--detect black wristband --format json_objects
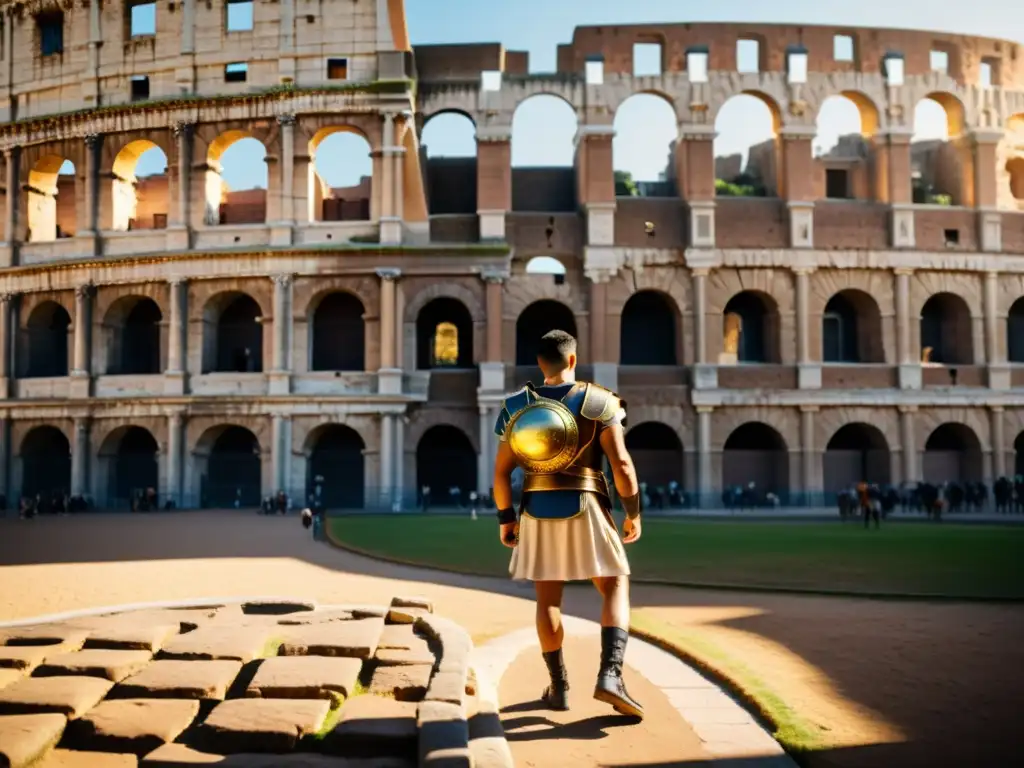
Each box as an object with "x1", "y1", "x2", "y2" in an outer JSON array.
[
  {"x1": 496, "y1": 507, "x2": 517, "y2": 525},
  {"x1": 621, "y1": 492, "x2": 641, "y2": 520}
]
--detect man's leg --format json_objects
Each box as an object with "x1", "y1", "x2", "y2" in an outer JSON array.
[
  {"x1": 592, "y1": 576, "x2": 643, "y2": 719},
  {"x1": 534, "y1": 581, "x2": 569, "y2": 710}
]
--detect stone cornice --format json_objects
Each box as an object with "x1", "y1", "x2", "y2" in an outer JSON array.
[
  {"x1": 691, "y1": 382, "x2": 1024, "y2": 409},
  {"x1": 684, "y1": 247, "x2": 1024, "y2": 274}
]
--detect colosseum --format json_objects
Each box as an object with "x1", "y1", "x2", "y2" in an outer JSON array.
[{"x1": 0, "y1": 1, "x2": 1022, "y2": 511}]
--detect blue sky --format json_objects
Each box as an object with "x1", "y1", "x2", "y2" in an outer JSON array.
[{"x1": 124, "y1": 0, "x2": 1021, "y2": 190}]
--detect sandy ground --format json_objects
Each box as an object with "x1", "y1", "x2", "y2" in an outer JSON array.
[{"x1": 2, "y1": 512, "x2": 1023, "y2": 768}]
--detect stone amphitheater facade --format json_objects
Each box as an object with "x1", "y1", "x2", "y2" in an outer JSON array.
[{"x1": 1, "y1": 1, "x2": 1023, "y2": 509}]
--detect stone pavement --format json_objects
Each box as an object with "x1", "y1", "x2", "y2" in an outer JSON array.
[{"x1": 0, "y1": 597, "x2": 511, "y2": 768}]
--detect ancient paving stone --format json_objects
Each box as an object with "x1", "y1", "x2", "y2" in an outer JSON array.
[
  {"x1": 0, "y1": 713, "x2": 67, "y2": 768},
  {"x1": 423, "y1": 670, "x2": 468, "y2": 707},
  {"x1": 0, "y1": 669, "x2": 25, "y2": 690},
  {"x1": 102, "y1": 610, "x2": 219, "y2": 635},
  {"x1": 319, "y1": 695, "x2": 418, "y2": 758},
  {"x1": 377, "y1": 625, "x2": 431, "y2": 652},
  {"x1": 414, "y1": 617, "x2": 472, "y2": 676},
  {"x1": 0, "y1": 676, "x2": 113, "y2": 718},
  {"x1": 243, "y1": 656, "x2": 362, "y2": 700},
  {"x1": 368, "y1": 663, "x2": 432, "y2": 701},
  {"x1": 35, "y1": 649, "x2": 153, "y2": 682},
  {"x1": 34, "y1": 748, "x2": 138, "y2": 767},
  {"x1": 83, "y1": 624, "x2": 179, "y2": 653},
  {"x1": 374, "y1": 647, "x2": 436, "y2": 667},
  {"x1": 114, "y1": 660, "x2": 242, "y2": 700},
  {"x1": 385, "y1": 607, "x2": 429, "y2": 625},
  {"x1": 142, "y1": 743, "x2": 414, "y2": 766},
  {"x1": 158, "y1": 626, "x2": 274, "y2": 663},
  {"x1": 418, "y1": 700, "x2": 470, "y2": 768},
  {"x1": 1, "y1": 626, "x2": 88, "y2": 650},
  {"x1": 276, "y1": 609, "x2": 354, "y2": 627},
  {"x1": 242, "y1": 600, "x2": 317, "y2": 616},
  {"x1": 278, "y1": 618, "x2": 384, "y2": 659},
  {"x1": 197, "y1": 698, "x2": 330, "y2": 753},
  {"x1": 0, "y1": 645, "x2": 53, "y2": 672},
  {"x1": 62, "y1": 699, "x2": 200, "y2": 756},
  {"x1": 345, "y1": 606, "x2": 387, "y2": 620},
  {"x1": 390, "y1": 597, "x2": 434, "y2": 613}
]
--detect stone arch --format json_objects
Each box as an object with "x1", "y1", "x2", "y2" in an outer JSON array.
[
  {"x1": 923, "y1": 423, "x2": 983, "y2": 483},
  {"x1": 1013, "y1": 430, "x2": 1024, "y2": 477},
  {"x1": 19, "y1": 425, "x2": 71, "y2": 500},
  {"x1": 201, "y1": 291, "x2": 264, "y2": 373},
  {"x1": 722, "y1": 290, "x2": 780, "y2": 364},
  {"x1": 910, "y1": 92, "x2": 967, "y2": 205},
  {"x1": 823, "y1": 423, "x2": 891, "y2": 494},
  {"x1": 511, "y1": 94, "x2": 578, "y2": 168},
  {"x1": 515, "y1": 300, "x2": 578, "y2": 366},
  {"x1": 626, "y1": 422, "x2": 684, "y2": 489},
  {"x1": 821, "y1": 289, "x2": 883, "y2": 363},
  {"x1": 920, "y1": 292, "x2": 973, "y2": 365},
  {"x1": 101, "y1": 295, "x2": 164, "y2": 375},
  {"x1": 110, "y1": 139, "x2": 169, "y2": 231},
  {"x1": 417, "y1": 298, "x2": 474, "y2": 369},
  {"x1": 1007, "y1": 157, "x2": 1024, "y2": 201},
  {"x1": 713, "y1": 91, "x2": 783, "y2": 198},
  {"x1": 97, "y1": 425, "x2": 160, "y2": 508},
  {"x1": 403, "y1": 281, "x2": 484, "y2": 325},
  {"x1": 305, "y1": 424, "x2": 365, "y2": 509},
  {"x1": 416, "y1": 425, "x2": 477, "y2": 507},
  {"x1": 1008, "y1": 297, "x2": 1024, "y2": 363},
  {"x1": 722, "y1": 422, "x2": 790, "y2": 497},
  {"x1": 309, "y1": 291, "x2": 365, "y2": 372},
  {"x1": 27, "y1": 154, "x2": 76, "y2": 242},
  {"x1": 204, "y1": 130, "x2": 267, "y2": 225},
  {"x1": 620, "y1": 290, "x2": 679, "y2": 365},
  {"x1": 194, "y1": 424, "x2": 262, "y2": 508},
  {"x1": 308, "y1": 126, "x2": 373, "y2": 222},
  {"x1": 612, "y1": 93, "x2": 678, "y2": 197},
  {"x1": 421, "y1": 110, "x2": 477, "y2": 215},
  {"x1": 20, "y1": 300, "x2": 71, "y2": 378},
  {"x1": 815, "y1": 407, "x2": 900, "y2": 456}
]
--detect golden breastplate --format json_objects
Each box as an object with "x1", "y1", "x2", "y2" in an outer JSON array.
[{"x1": 506, "y1": 398, "x2": 580, "y2": 474}]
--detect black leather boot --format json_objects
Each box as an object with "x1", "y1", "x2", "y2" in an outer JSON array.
[
  {"x1": 541, "y1": 649, "x2": 570, "y2": 711},
  {"x1": 593, "y1": 627, "x2": 644, "y2": 719}
]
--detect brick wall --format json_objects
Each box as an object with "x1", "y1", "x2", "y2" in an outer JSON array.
[
  {"x1": 813, "y1": 201, "x2": 890, "y2": 250},
  {"x1": 914, "y1": 208, "x2": 979, "y2": 252},
  {"x1": 429, "y1": 215, "x2": 480, "y2": 243},
  {"x1": 715, "y1": 198, "x2": 788, "y2": 249},
  {"x1": 425, "y1": 157, "x2": 477, "y2": 214},
  {"x1": 511, "y1": 168, "x2": 577, "y2": 212},
  {"x1": 718, "y1": 365, "x2": 798, "y2": 389},
  {"x1": 614, "y1": 198, "x2": 686, "y2": 248},
  {"x1": 413, "y1": 44, "x2": 505, "y2": 81},
  {"x1": 821, "y1": 366, "x2": 897, "y2": 389},
  {"x1": 1004, "y1": 212, "x2": 1024, "y2": 254},
  {"x1": 506, "y1": 212, "x2": 584, "y2": 253}
]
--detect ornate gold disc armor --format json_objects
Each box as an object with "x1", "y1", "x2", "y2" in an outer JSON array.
[{"x1": 506, "y1": 398, "x2": 580, "y2": 474}]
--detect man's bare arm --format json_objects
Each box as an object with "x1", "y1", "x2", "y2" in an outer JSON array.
[
  {"x1": 600, "y1": 424, "x2": 642, "y2": 521},
  {"x1": 493, "y1": 441, "x2": 517, "y2": 513}
]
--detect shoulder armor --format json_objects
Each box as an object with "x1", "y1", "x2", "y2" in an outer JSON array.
[
  {"x1": 580, "y1": 383, "x2": 621, "y2": 423},
  {"x1": 502, "y1": 386, "x2": 536, "y2": 419}
]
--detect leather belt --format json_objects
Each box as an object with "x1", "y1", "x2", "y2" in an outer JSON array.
[{"x1": 523, "y1": 466, "x2": 610, "y2": 497}]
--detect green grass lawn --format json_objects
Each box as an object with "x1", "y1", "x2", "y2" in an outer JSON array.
[{"x1": 327, "y1": 516, "x2": 1024, "y2": 599}]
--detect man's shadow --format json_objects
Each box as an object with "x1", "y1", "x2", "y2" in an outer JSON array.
[{"x1": 500, "y1": 699, "x2": 640, "y2": 741}]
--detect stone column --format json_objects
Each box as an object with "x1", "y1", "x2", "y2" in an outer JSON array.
[
  {"x1": 272, "y1": 115, "x2": 296, "y2": 246},
  {"x1": 691, "y1": 268, "x2": 717, "y2": 390},
  {"x1": 379, "y1": 414, "x2": 394, "y2": 507},
  {"x1": 696, "y1": 407, "x2": 712, "y2": 507},
  {"x1": 478, "y1": 405, "x2": 492, "y2": 497},
  {"x1": 900, "y1": 406, "x2": 917, "y2": 483},
  {"x1": 480, "y1": 270, "x2": 506, "y2": 392},
  {"x1": 577, "y1": 125, "x2": 616, "y2": 246},
  {"x1": 378, "y1": 113, "x2": 402, "y2": 244},
  {"x1": 795, "y1": 268, "x2": 819, "y2": 389},
  {"x1": 678, "y1": 125, "x2": 717, "y2": 248},
  {"x1": 393, "y1": 414, "x2": 405, "y2": 510},
  {"x1": 81, "y1": 134, "x2": 101, "y2": 240},
  {"x1": 164, "y1": 278, "x2": 187, "y2": 394},
  {"x1": 972, "y1": 129, "x2": 1004, "y2": 252},
  {"x1": 377, "y1": 268, "x2": 401, "y2": 395},
  {"x1": 71, "y1": 417, "x2": 89, "y2": 497},
  {"x1": 476, "y1": 128, "x2": 512, "y2": 240},
  {"x1": 780, "y1": 127, "x2": 816, "y2": 249},
  {"x1": 71, "y1": 285, "x2": 92, "y2": 398},
  {"x1": 800, "y1": 407, "x2": 818, "y2": 501},
  {"x1": 877, "y1": 129, "x2": 916, "y2": 248},
  {"x1": 84, "y1": 0, "x2": 101, "y2": 103},
  {"x1": 278, "y1": 0, "x2": 296, "y2": 81},
  {"x1": 166, "y1": 412, "x2": 184, "y2": 506},
  {"x1": 589, "y1": 275, "x2": 616, "y2": 390},
  {"x1": 270, "y1": 274, "x2": 293, "y2": 394},
  {"x1": 991, "y1": 406, "x2": 1006, "y2": 480},
  {"x1": 168, "y1": 122, "x2": 193, "y2": 250},
  {"x1": 271, "y1": 413, "x2": 290, "y2": 494},
  {"x1": 984, "y1": 271, "x2": 1008, "y2": 389},
  {"x1": 895, "y1": 269, "x2": 919, "y2": 389},
  {"x1": 180, "y1": 0, "x2": 196, "y2": 53},
  {"x1": 0, "y1": 416, "x2": 8, "y2": 507},
  {"x1": 2, "y1": 146, "x2": 20, "y2": 266},
  {"x1": 0, "y1": 292, "x2": 12, "y2": 399}
]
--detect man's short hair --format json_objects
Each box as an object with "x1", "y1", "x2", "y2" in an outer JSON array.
[{"x1": 536, "y1": 330, "x2": 577, "y2": 368}]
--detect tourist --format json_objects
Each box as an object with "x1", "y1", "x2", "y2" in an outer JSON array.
[{"x1": 492, "y1": 329, "x2": 644, "y2": 720}]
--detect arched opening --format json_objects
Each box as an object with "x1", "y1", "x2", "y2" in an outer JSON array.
[
  {"x1": 822, "y1": 290, "x2": 883, "y2": 363},
  {"x1": 307, "y1": 425, "x2": 364, "y2": 509},
  {"x1": 714, "y1": 93, "x2": 780, "y2": 197},
  {"x1": 27, "y1": 157, "x2": 76, "y2": 242},
  {"x1": 722, "y1": 291, "x2": 779, "y2": 363},
  {"x1": 613, "y1": 93, "x2": 678, "y2": 197},
  {"x1": 111, "y1": 140, "x2": 169, "y2": 231},
  {"x1": 310, "y1": 292, "x2": 365, "y2": 372},
  {"x1": 515, "y1": 300, "x2": 577, "y2": 366},
  {"x1": 1006, "y1": 157, "x2": 1024, "y2": 201},
  {"x1": 722, "y1": 422, "x2": 789, "y2": 498},
  {"x1": 101, "y1": 426, "x2": 159, "y2": 508},
  {"x1": 814, "y1": 93, "x2": 879, "y2": 200},
  {"x1": 920, "y1": 293, "x2": 973, "y2": 365},
  {"x1": 511, "y1": 95, "x2": 578, "y2": 212},
  {"x1": 1008, "y1": 297, "x2": 1024, "y2": 363},
  {"x1": 310, "y1": 127, "x2": 373, "y2": 222},
  {"x1": 626, "y1": 422, "x2": 683, "y2": 488},
  {"x1": 421, "y1": 112, "x2": 477, "y2": 215},
  {"x1": 416, "y1": 298, "x2": 473, "y2": 369},
  {"x1": 104, "y1": 296, "x2": 163, "y2": 375},
  {"x1": 22, "y1": 301, "x2": 71, "y2": 378},
  {"x1": 416, "y1": 425, "x2": 477, "y2": 506},
  {"x1": 20, "y1": 426, "x2": 71, "y2": 500},
  {"x1": 1014, "y1": 431, "x2": 1024, "y2": 477},
  {"x1": 910, "y1": 94, "x2": 965, "y2": 206},
  {"x1": 206, "y1": 132, "x2": 267, "y2": 225},
  {"x1": 923, "y1": 423, "x2": 983, "y2": 483},
  {"x1": 823, "y1": 423, "x2": 891, "y2": 494},
  {"x1": 201, "y1": 426, "x2": 262, "y2": 508},
  {"x1": 204, "y1": 293, "x2": 263, "y2": 373},
  {"x1": 620, "y1": 291, "x2": 677, "y2": 365}
]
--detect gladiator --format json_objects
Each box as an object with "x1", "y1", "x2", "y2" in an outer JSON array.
[{"x1": 491, "y1": 329, "x2": 644, "y2": 718}]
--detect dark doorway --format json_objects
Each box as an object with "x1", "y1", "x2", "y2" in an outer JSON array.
[
  {"x1": 515, "y1": 300, "x2": 577, "y2": 366},
  {"x1": 214, "y1": 294, "x2": 263, "y2": 373},
  {"x1": 118, "y1": 299, "x2": 162, "y2": 374},
  {"x1": 416, "y1": 425, "x2": 477, "y2": 505},
  {"x1": 620, "y1": 292, "x2": 677, "y2": 365},
  {"x1": 923, "y1": 423, "x2": 983, "y2": 483},
  {"x1": 311, "y1": 292, "x2": 365, "y2": 371},
  {"x1": 21, "y1": 426, "x2": 71, "y2": 498},
  {"x1": 417, "y1": 298, "x2": 474, "y2": 369},
  {"x1": 723, "y1": 292, "x2": 777, "y2": 363},
  {"x1": 920, "y1": 293, "x2": 972, "y2": 364},
  {"x1": 1008, "y1": 298, "x2": 1024, "y2": 363},
  {"x1": 822, "y1": 293, "x2": 859, "y2": 363},
  {"x1": 110, "y1": 426, "x2": 159, "y2": 507},
  {"x1": 308, "y1": 425, "x2": 365, "y2": 509},
  {"x1": 24, "y1": 301, "x2": 71, "y2": 378},
  {"x1": 625, "y1": 423, "x2": 683, "y2": 487},
  {"x1": 204, "y1": 426, "x2": 261, "y2": 508},
  {"x1": 823, "y1": 423, "x2": 891, "y2": 494},
  {"x1": 722, "y1": 422, "x2": 789, "y2": 497},
  {"x1": 825, "y1": 168, "x2": 849, "y2": 199}
]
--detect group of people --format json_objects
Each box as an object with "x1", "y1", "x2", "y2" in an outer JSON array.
[
  {"x1": 835, "y1": 478, "x2": 1024, "y2": 523},
  {"x1": 17, "y1": 492, "x2": 91, "y2": 518}
]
